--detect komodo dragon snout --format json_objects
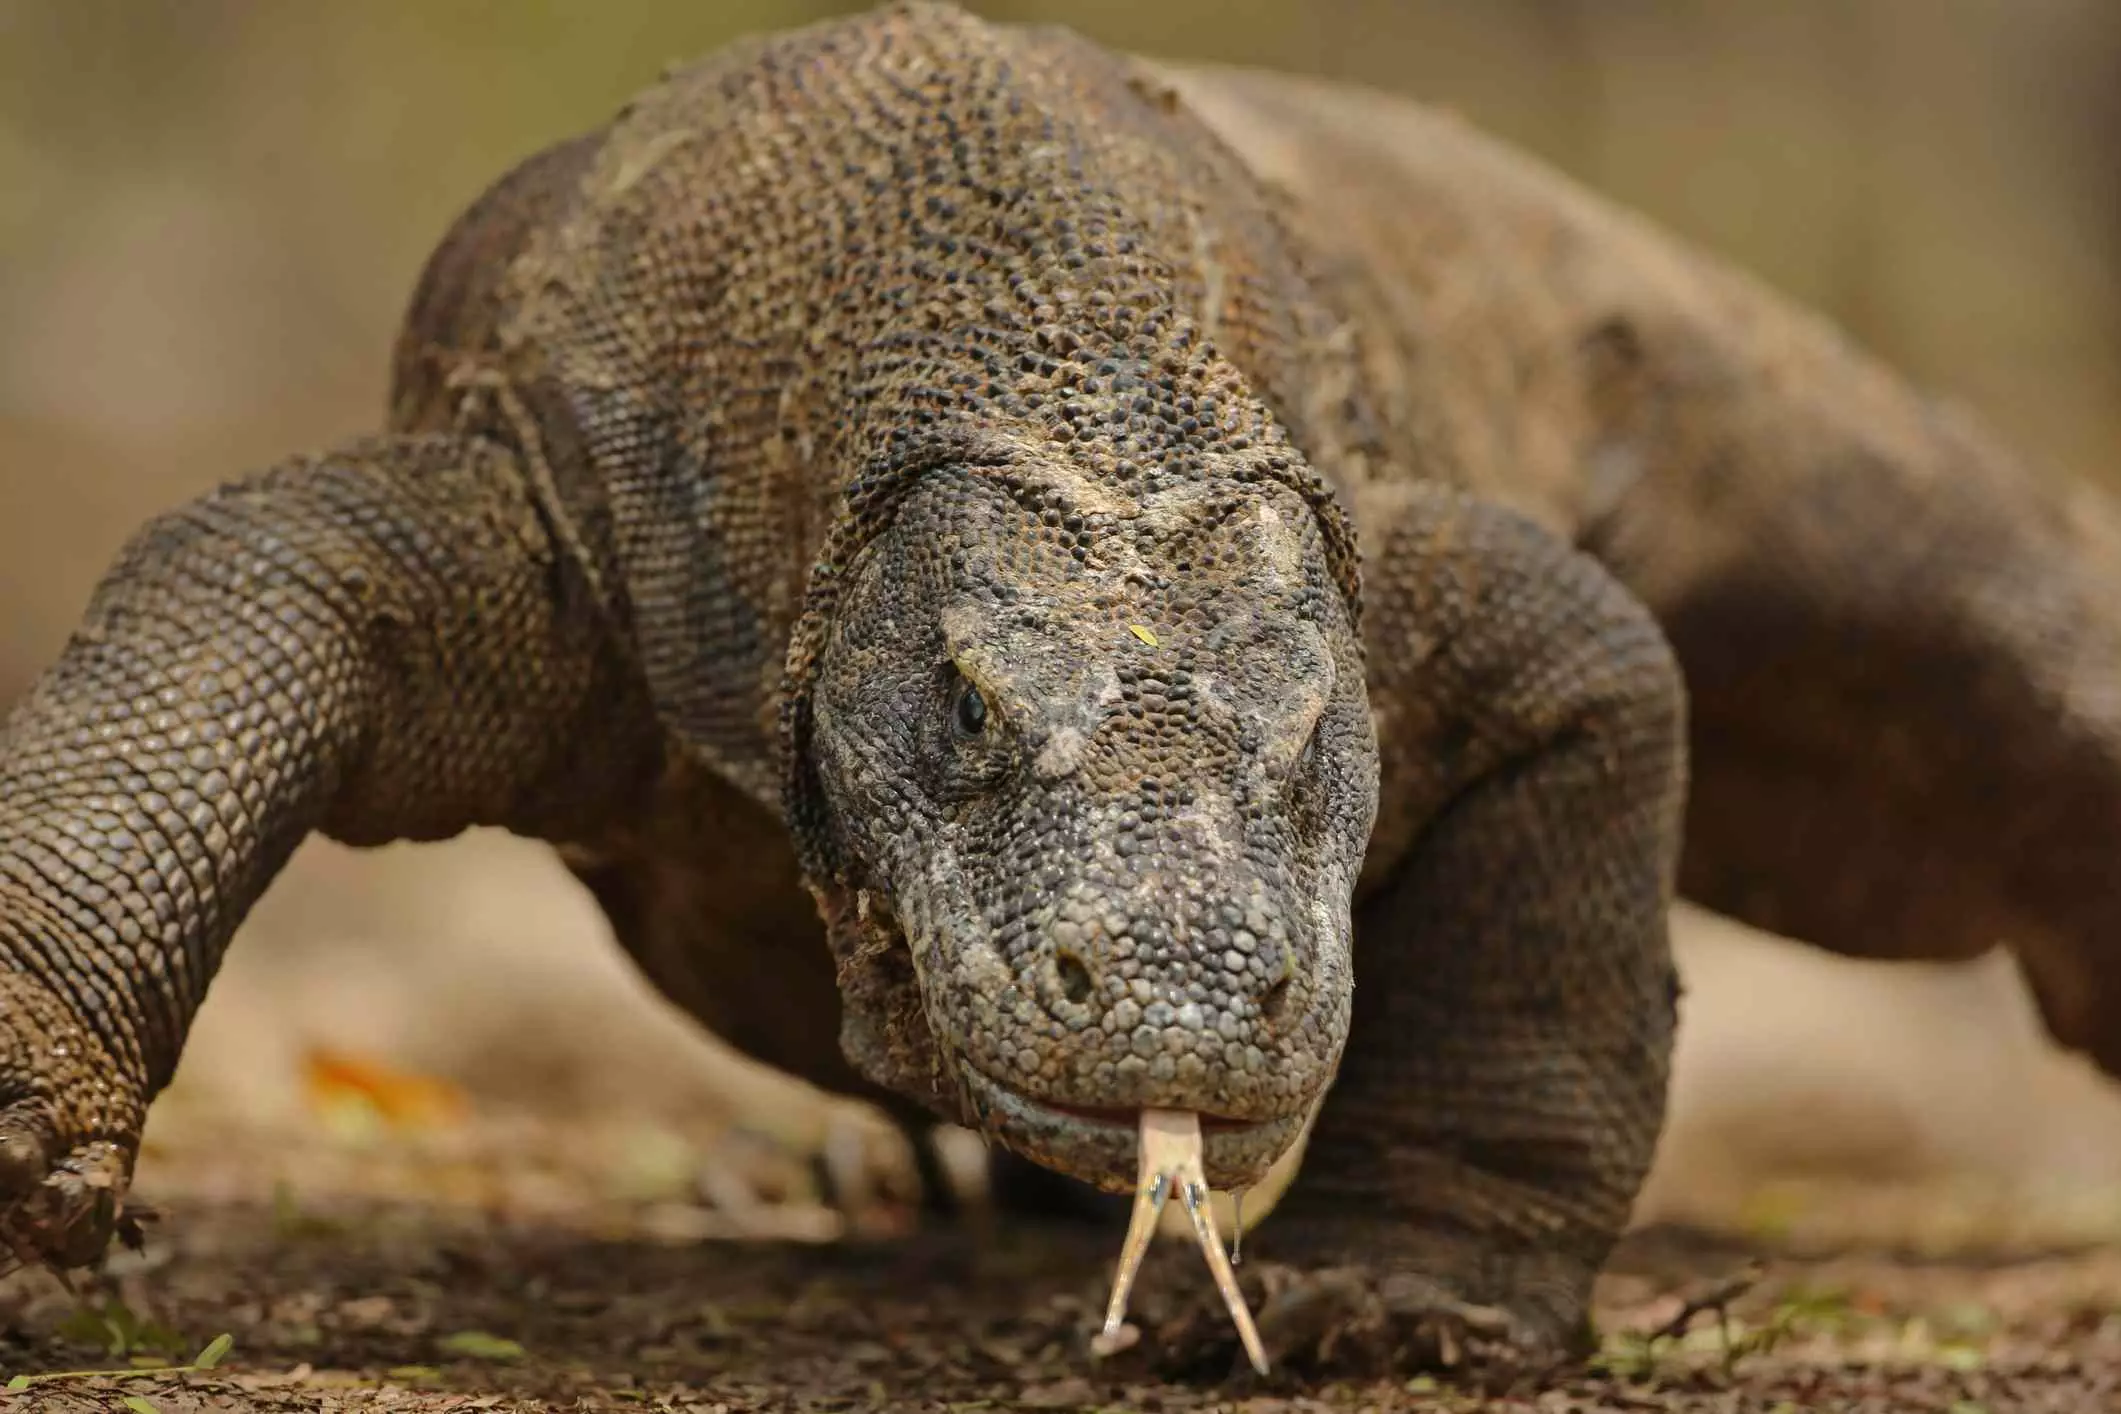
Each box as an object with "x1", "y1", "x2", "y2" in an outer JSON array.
[{"x1": 801, "y1": 455, "x2": 1379, "y2": 1193}]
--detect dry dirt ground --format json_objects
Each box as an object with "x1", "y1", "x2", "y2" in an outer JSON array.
[
  {"x1": 10, "y1": 834, "x2": 2121, "y2": 1411},
  {"x1": 5, "y1": 1109, "x2": 2121, "y2": 1414},
  {"x1": 8, "y1": 842, "x2": 2121, "y2": 1413}
]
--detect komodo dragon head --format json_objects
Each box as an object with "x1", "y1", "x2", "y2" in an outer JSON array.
[{"x1": 786, "y1": 437, "x2": 1380, "y2": 1194}]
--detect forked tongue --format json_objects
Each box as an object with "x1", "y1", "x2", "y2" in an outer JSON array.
[{"x1": 1089, "y1": 1108, "x2": 1268, "y2": 1375}]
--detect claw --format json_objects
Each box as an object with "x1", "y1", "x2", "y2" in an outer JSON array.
[
  {"x1": 0, "y1": 1128, "x2": 45, "y2": 1198},
  {"x1": 1091, "y1": 1109, "x2": 1269, "y2": 1376}
]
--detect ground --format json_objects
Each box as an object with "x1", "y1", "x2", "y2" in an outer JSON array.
[
  {"x1": 8, "y1": 842, "x2": 2121, "y2": 1413},
  {"x1": 5, "y1": 1106, "x2": 2120, "y2": 1414}
]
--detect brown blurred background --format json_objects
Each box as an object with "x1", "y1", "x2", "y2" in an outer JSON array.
[{"x1": 3, "y1": 0, "x2": 2121, "y2": 1234}]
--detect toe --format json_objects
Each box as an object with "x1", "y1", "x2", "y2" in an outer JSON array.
[
  {"x1": 47, "y1": 1180, "x2": 117, "y2": 1267},
  {"x1": 1150, "y1": 1259, "x2": 1575, "y2": 1382},
  {"x1": 1253, "y1": 1265, "x2": 1381, "y2": 1364},
  {"x1": 1378, "y1": 1271, "x2": 1518, "y2": 1338},
  {"x1": 0, "y1": 1121, "x2": 46, "y2": 1202},
  {"x1": 815, "y1": 1110, "x2": 922, "y2": 1235}
]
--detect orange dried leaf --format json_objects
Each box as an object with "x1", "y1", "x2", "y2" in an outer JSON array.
[{"x1": 302, "y1": 1048, "x2": 469, "y2": 1131}]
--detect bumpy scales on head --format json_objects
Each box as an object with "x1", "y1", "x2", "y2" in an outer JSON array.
[{"x1": 801, "y1": 449, "x2": 1375, "y2": 1193}]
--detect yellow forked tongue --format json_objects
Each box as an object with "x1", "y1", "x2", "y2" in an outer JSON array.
[{"x1": 1090, "y1": 1109, "x2": 1268, "y2": 1375}]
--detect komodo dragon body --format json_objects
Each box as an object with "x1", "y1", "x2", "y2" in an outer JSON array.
[{"x1": 5, "y1": 0, "x2": 2120, "y2": 1377}]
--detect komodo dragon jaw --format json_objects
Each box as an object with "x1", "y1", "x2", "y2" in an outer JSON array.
[{"x1": 795, "y1": 456, "x2": 1379, "y2": 1195}]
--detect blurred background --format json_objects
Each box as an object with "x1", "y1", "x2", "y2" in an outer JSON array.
[{"x1": 3, "y1": 0, "x2": 2121, "y2": 1239}]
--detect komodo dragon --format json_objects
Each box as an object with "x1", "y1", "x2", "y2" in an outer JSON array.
[{"x1": 5, "y1": 0, "x2": 2120, "y2": 1379}]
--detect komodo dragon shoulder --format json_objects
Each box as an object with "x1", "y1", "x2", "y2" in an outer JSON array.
[{"x1": 5, "y1": 0, "x2": 2119, "y2": 1381}]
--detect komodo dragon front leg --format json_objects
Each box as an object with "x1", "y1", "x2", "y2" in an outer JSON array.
[{"x1": 0, "y1": 437, "x2": 661, "y2": 1267}]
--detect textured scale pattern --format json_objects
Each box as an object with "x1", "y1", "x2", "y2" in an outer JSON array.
[
  {"x1": 0, "y1": 436, "x2": 660, "y2": 1267},
  {"x1": 6, "y1": 0, "x2": 2121, "y2": 1379},
  {"x1": 806, "y1": 460, "x2": 1374, "y2": 1188}
]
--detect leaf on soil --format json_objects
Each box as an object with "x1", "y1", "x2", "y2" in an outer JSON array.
[
  {"x1": 1939, "y1": 1301, "x2": 2001, "y2": 1338},
  {"x1": 303, "y1": 1047, "x2": 469, "y2": 1132},
  {"x1": 1737, "y1": 1183, "x2": 1806, "y2": 1243},
  {"x1": 121, "y1": 1396, "x2": 162, "y2": 1414},
  {"x1": 192, "y1": 1332, "x2": 234, "y2": 1369},
  {"x1": 438, "y1": 1330, "x2": 528, "y2": 1361}
]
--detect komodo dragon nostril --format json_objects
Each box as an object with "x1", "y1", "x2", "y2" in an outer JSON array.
[
  {"x1": 1258, "y1": 948, "x2": 1296, "y2": 1023},
  {"x1": 1054, "y1": 946, "x2": 1096, "y2": 1006}
]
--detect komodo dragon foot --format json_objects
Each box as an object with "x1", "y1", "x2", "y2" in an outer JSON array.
[
  {"x1": 1136, "y1": 1242, "x2": 1582, "y2": 1383},
  {"x1": 0, "y1": 974, "x2": 148, "y2": 1277}
]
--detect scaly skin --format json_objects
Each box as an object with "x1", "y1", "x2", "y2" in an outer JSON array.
[{"x1": 2, "y1": 0, "x2": 2117, "y2": 1379}]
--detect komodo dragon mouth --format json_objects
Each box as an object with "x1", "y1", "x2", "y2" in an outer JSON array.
[
  {"x1": 955, "y1": 1060, "x2": 1305, "y2": 1181},
  {"x1": 835, "y1": 894, "x2": 1315, "y2": 1191},
  {"x1": 967, "y1": 1072, "x2": 1265, "y2": 1130}
]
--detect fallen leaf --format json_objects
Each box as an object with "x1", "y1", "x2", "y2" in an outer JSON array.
[
  {"x1": 303, "y1": 1048, "x2": 469, "y2": 1131},
  {"x1": 438, "y1": 1330, "x2": 527, "y2": 1361}
]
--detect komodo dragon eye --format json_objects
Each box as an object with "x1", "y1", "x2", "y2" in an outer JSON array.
[{"x1": 952, "y1": 679, "x2": 989, "y2": 738}]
